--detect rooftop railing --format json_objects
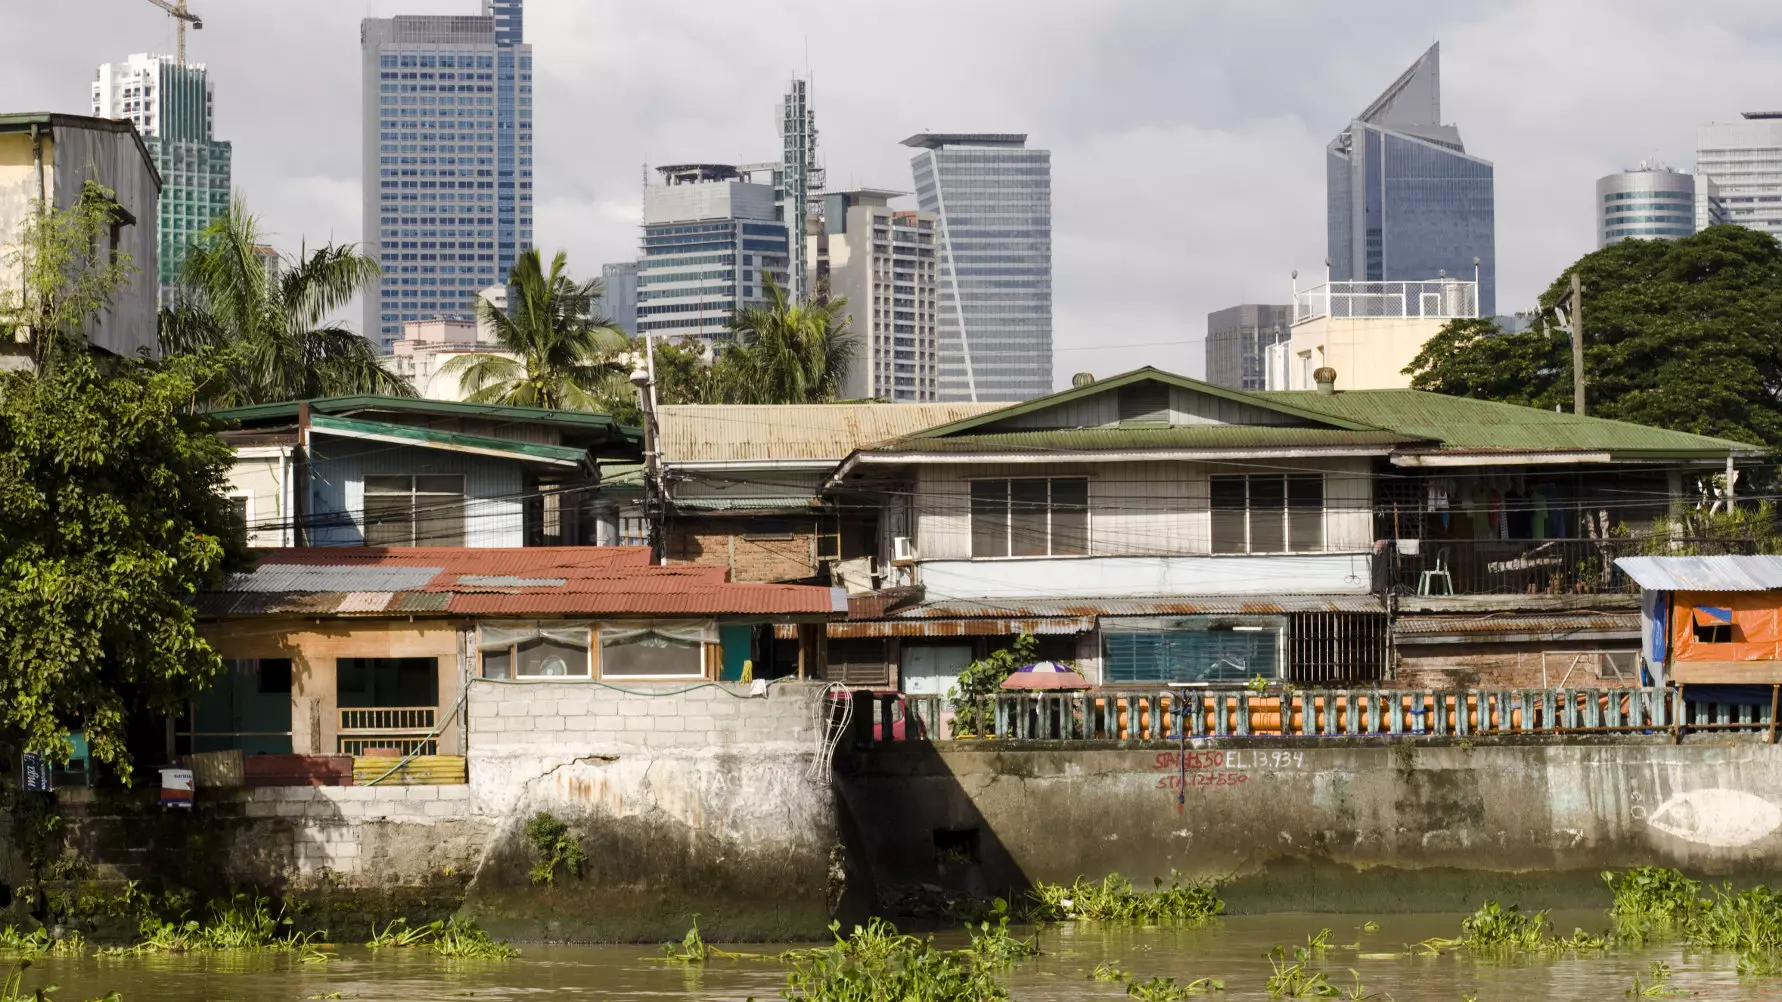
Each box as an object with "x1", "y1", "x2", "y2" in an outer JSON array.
[{"x1": 1293, "y1": 279, "x2": 1478, "y2": 325}]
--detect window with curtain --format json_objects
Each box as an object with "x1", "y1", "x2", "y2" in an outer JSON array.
[
  {"x1": 364, "y1": 474, "x2": 466, "y2": 547},
  {"x1": 969, "y1": 477, "x2": 1089, "y2": 559},
  {"x1": 480, "y1": 623, "x2": 592, "y2": 678},
  {"x1": 598, "y1": 621, "x2": 716, "y2": 678},
  {"x1": 1210, "y1": 474, "x2": 1323, "y2": 554}
]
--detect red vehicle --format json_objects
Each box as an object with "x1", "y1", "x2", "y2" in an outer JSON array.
[{"x1": 825, "y1": 690, "x2": 927, "y2": 742}]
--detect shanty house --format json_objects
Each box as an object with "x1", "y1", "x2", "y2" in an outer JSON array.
[
  {"x1": 1617, "y1": 555, "x2": 1782, "y2": 686},
  {"x1": 189, "y1": 547, "x2": 844, "y2": 761}
]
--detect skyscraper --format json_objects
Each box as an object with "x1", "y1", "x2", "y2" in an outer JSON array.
[
  {"x1": 1205, "y1": 304, "x2": 1291, "y2": 391},
  {"x1": 778, "y1": 78, "x2": 822, "y2": 302},
  {"x1": 1596, "y1": 165, "x2": 1699, "y2": 248},
  {"x1": 636, "y1": 164, "x2": 788, "y2": 341},
  {"x1": 598, "y1": 261, "x2": 638, "y2": 336},
  {"x1": 904, "y1": 133, "x2": 1052, "y2": 402},
  {"x1": 361, "y1": 0, "x2": 533, "y2": 352},
  {"x1": 1696, "y1": 113, "x2": 1782, "y2": 238},
  {"x1": 92, "y1": 53, "x2": 231, "y2": 306},
  {"x1": 813, "y1": 189, "x2": 939, "y2": 401},
  {"x1": 1327, "y1": 43, "x2": 1495, "y2": 316}
]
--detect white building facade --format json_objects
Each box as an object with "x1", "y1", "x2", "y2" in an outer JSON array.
[
  {"x1": 1696, "y1": 113, "x2": 1782, "y2": 239},
  {"x1": 813, "y1": 189, "x2": 938, "y2": 402}
]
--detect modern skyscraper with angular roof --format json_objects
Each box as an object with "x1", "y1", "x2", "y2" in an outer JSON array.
[{"x1": 1327, "y1": 43, "x2": 1495, "y2": 316}]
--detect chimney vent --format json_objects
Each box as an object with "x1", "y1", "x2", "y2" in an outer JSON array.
[{"x1": 1313, "y1": 367, "x2": 1338, "y2": 395}]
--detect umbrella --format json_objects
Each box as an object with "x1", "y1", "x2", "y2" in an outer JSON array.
[{"x1": 1001, "y1": 661, "x2": 1090, "y2": 691}]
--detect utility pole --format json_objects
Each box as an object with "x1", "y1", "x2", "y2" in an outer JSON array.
[{"x1": 1551, "y1": 271, "x2": 1586, "y2": 416}]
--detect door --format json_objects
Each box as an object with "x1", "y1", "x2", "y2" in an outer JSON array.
[{"x1": 901, "y1": 645, "x2": 974, "y2": 698}]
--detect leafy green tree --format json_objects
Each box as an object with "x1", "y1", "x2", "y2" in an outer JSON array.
[
  {"x1": 441, "y1": 248, "x2": 628, "y2": 409},
  {"x1": 0, "y1": 180, "x2": 138, "y2": 372},
  {"x1": 948, "y1": 634, "x2": 1040, "y2": 737},
  {"x1": 710, "y1": 275, "x2": 854, "y2": 404},
  {"x1": 161, "y1": 196, "x2": 410, "y2": 404},
  {"x1": 1404, "y1": 225, "x2": 1782, "y2": 446}
]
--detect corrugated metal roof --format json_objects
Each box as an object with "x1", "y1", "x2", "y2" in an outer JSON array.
[
  {"x1": 877, "y1": 595, "x2": 1385, "y2": 619},
  {"x1": 1615, "y1": 555, "x2": 1782, "y2": 591},
  {"x1": 1250, "y1": 389, "x2": 1759, "y2": 457},
  {"x1": 869, "y1": 426, "x2": 1417, "y2": 454},
  {"x1": 309, "y1": 413, "x2": 589, "y2": 466},
  {"x1": 1394, "y1": 612, "x2": 1641, "y2": 638},
  {"x1": 657, "y1": 403, "x2": 1003, "y2": 462},
  {"x1": 670, "y1": 496, "x2": 825, "y2": 511},
  {"x1": 202, "y1": 547, "x2": 841, "y2": 618}
]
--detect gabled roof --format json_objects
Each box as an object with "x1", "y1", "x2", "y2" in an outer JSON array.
[
  {"x1": 309, "y1": 413, "x2": 590, "y2": 468},
  {"x1": 869, "y1": 426, "x2": 1419, "y2": 454},
  {"x1": 212, "y1": 395, "x2": 640, "y2": 443},
  {"x1": 199, "y1": 547, "x2": 846, "y2": 618},
  {"x1": 658, "y1": 403, "x2": 1004, "y2": 464}
]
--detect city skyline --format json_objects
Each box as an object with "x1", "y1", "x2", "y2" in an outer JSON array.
[{"x1": 5, "y1": 1, "x2": 1782, "y2": 383}]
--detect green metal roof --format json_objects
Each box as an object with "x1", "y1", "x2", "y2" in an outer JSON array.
[
  {"x1": 212, "y1": 395, "x2": 637, "y2": 440},
  {"x1": 308, "y1": 413, "x2": 590, "y2": 467},
  {"x1": 908, "y1": 366, "x2": 1383, "y2": 439},
  {"x1": 1250, "y1": 390, "x2": 1761, "y2": 457},
  {"x1": 870, "y1": 426, "x2": 1423, "y2": 454}
]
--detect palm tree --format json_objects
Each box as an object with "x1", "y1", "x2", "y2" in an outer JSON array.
[
  {"x1": 713, "y1": 275, "x2": 854, "y2": 404},
  {"x1": 163, "y1": 197, "x2": 410, "y2": 404},
  {"x1": 440, "y1": 249, "x2": 628, "y2": 409}
]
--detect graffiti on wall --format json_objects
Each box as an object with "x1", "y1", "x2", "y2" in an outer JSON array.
[
  {"x1": 1640, "y1": 789, "x2": 1782, "y2": 849},
  {"x1": 1150, "y1": 749, "x2": 1303, "y2": 791}
]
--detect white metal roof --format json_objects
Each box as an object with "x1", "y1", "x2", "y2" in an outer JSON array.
[{"x1": 1615, "y1": 555, "x2": 1782, "y2": 592}]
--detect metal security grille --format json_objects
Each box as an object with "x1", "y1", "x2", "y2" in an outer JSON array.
[
  {"x1": 1103, "y1": 627, "x2": 1281, "y2": 685},
  {"x1": 1287, "y1": 612, "x2": 1388, "y2": 686}
]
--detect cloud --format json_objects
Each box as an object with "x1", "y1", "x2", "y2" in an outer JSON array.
[{"x1": 5, "y1": 0, "x2": 1782, "y2": 388}]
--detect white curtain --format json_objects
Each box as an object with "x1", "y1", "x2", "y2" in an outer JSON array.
[{"x1": 479, "y1": 621, "x2": 594, "y2": 651}]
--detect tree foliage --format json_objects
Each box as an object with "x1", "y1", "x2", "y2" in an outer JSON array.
[
  {"x1": 948, "y1": 634, "x2": 1040, "y2": 737},
  {"x1": 0, "y1": 180, "x2": 138, "y2": 372},
  {"x1": 0, "y1": 347, "x2": 242, "y2": 781},
  {"x1": 440, "y1": 248, "x2": 628, "y2": 409},
  {"x1": 161, "y1": 196, "x2": 410, "y2": 404},
  {"x1": 713, "y1": 275, "x2": 855, "y2": 404},
  {"x1": 1404, "y1": 225, "x2": 1782, "y2": 447}
]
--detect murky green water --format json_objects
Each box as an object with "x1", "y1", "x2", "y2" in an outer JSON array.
[{"x1": 14, "y1": 912, "x2": 1776, "y2": 1000}]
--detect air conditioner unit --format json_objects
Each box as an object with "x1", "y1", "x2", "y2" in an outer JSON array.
[{"x1": 892, "y1": 536, "x2": 916, "y2": 565}]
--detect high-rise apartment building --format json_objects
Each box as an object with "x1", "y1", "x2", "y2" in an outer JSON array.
[
  {"x1": 779, "y1": 79, "x2": 822, "y2": 302},
  {"x1": 904, "y1": 133, "x2": 1051, "y2": 402},
  {"x1": 598, "y1": 261, "x2": 638, "y2": 336},
  {"x1": 1205, "y1": 304, "x2": 1291, "y2": 390},
  {"x1": 636, "y1": 164, "x2": 788, "y2": 341},
  {"x1": 1327, "y1": 43, "x2": 1496, "y2": 316},
  {"x1": 1696, "y1": 112, "x2": 1782, "y2": 239},
  {"x1": 812, "y1": 189, "x2": 938, "y2": 401},
  {"x1": 361, "y1": 0, "x2": 533, "y2": 352},
  {"x1": 1596, "y1": 165, "x2": 1699, "y2": 247},
  {"x1": 92, "y1": 53, "x2": 231, "y2": 305}
]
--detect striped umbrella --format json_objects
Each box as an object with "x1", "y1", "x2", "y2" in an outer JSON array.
[{"x1": 1001, "y1": 661, "x2": 1090, "y2": 691}]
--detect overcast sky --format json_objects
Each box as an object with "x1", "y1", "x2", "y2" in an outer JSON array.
[{"x1": 5, "y1": 0, "x2": 1780, "y2": 384}]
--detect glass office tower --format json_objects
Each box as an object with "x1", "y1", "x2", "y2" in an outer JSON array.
[
  {"x1": 905, "y1": 133, "x2": 1052, "y2": 402},
  {"x1": 1205, "y1": 304, "x2": 1291, "y2": 391},
  {"x1": 361, "y1": 0, "x2": 533, "y2": 352},
  {"x1": 1327, "y1": 43, "x2": 1496, "y2": 316}
]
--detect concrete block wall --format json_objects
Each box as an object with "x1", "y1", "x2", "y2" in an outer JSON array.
[{"x1": 237, "y1": 785, "x2": 491, "y2": 878}]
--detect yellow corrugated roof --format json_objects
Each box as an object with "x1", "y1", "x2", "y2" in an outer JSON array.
[{"x1": 658, "y1": 403, "x2": 1004, "y2": 462}]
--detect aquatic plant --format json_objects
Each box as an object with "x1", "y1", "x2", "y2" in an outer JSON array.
[
  {"x1": 1264, "y1": 946, "x2": 1338, "y2": 998},
  {"x1": 1028, "y1": 871, "x2": 1223, "y2": 924},
  {"x1": 964, "y1": 899, "x2": 1038, "y2": 968},
  {"x1": 524, "y1": 812, "x2": 585, "y2": 887},
  {"x1": 1626, "y1": 961, "x2": 1683, "y2": 997},
  {"x1": 200, "y1": 894, "x2": 290, "y2": 950},
  {"x1": 0, "y1": 928, "x2": 82, "y2": 959},
  {"x1": 1457, "y1": 902, "x2": 1550, "y2": 952},
  {"x1": 1, "y1": 961, "x2": 120, "y2": 1002},
  {"x1": 1125, "y1": 974, "x2": 1224, "y2": 999},
  {"x1": 1091, "y1": 961, "x2": 1131, "y2": 982},
  {"x1": 1603, "y1": 867, "x2": 1782, "y2": 970},
  {"x1": 780, "y1": 920, "x2": 1007, "y2": 1002},
  {"x1": 1604, "y1": 866, "x2": 1703, "y2": 942},
  {"x1": 366, "y1": 918, "x2": 434, "y2": 949},
  {"x1": 429, "y1": 919, "x2": 519, "y2": 960}
]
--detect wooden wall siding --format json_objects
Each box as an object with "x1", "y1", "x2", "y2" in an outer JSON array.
[
  {"x1": 982, "y1": 384, "x2": 1315, "y2": 431},
  {"x1": 914, "y1": 458, "x2": 1374, "y2": 560},
  {"x1": 308, "y1": 441, "x2": 526, "y2": 547}
]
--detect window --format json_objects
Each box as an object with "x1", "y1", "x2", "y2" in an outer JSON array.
[
  {"x1": 1691, "y1": 607, "x2": 1734, "y2": 644},
  {"x1": 599, "y1": 623, "x2": 710, "y2": 678},
  {"x1": 481, "y1": 624, "x2": 591, "y2": 679},
  {"x1": 364, "y1": 474, "x2": 465, "y2": 547},
  {"x1": 970, "y1": 478, "x2": 1088, "y2": 559},
  {"x1": 230, "y1": 494, "x2": 250, "y2": 543},
  {"x1": 1211, "y1": 474, "x2": 1323, "y2": 554},
  {"x1": 1103, "y1": 622, "x2": 1281, "y2": 685}
]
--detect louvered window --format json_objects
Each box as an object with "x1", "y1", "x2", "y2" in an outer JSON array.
[{"x1": 1102, "y1": 622, "x2": 1280, "y2": 685}]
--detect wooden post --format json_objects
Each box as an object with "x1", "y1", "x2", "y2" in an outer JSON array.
[
  {"x1": 1769, "y1": 685, "x2": 1779, "y2": 745},
  {"x1": 1570, "y1": 270, "x2": 1587, "y2": 416}
]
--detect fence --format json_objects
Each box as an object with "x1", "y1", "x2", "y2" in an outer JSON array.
[
  {"x1": 337, "y1": 706, "x2": 438, "y2": 756},
  {"x1": 853, "y1": 687, "x2": 1782, "y2": 746}
]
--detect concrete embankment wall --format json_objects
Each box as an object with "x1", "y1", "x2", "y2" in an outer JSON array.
[{"x1": 837, "y1": 738, "x2": 1782, "y2": 914}]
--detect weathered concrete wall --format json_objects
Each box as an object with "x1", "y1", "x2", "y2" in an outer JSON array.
[
  {"x1": 838, "y1": 737, "x2": 1782, "y2": 914},
  {"x1": 458, "y1": 679, "x2": 838, "y2": 942}
]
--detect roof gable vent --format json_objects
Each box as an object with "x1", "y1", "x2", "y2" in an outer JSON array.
[{"x1": 1117, "y1": 383, "x2": 1171, "y2": 425}]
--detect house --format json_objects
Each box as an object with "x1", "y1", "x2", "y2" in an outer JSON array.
[
  {"x1": 212, "y1": 396, "x2": 640, "y2": 549},
  {"x1": 189, "y1": 546, "x2": 845, "y2": 760},
  {"x1": 1617, "y1": 555, "x2": 1782, "y2": 687},
  {"x1": 0, "y1": 112, "x2": 161, "y2": 365},
  {"x1": 819, "y1": 367, "x2": 1760, "y2": 693}
]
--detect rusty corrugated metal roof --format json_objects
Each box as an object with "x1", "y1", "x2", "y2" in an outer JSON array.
[
  {"x1": 1393, "y1": 612, "x2": 1640, "y2": 638},
  {"x1": 657, "y1": 403, "x2": 1003, "y2": 463},
  {"x1": 878, "y1": 596, "x2": 1385, "y2": 619},
  {"x1": 201, "y1": 547, "x2": 842, "y2": 618},
  {"x1": 1616, "y1": 555, "x2": 1782, "y2": 592}
]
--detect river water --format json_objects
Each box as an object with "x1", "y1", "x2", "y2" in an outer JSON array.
[{"x1": 14, "y1": 912, "x2": 1775, "y2": 1000}]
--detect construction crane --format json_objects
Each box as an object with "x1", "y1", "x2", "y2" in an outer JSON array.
[{"x1": 141, "y1": 0, "x2": 202, "y2": 66}]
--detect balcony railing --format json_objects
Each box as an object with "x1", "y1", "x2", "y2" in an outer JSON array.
[
  {"x1": 852, "y1": 688, "x2": 1781, "y2": 746},
  {"x1": 1293, "y1": 279, "x2": 1478, "y2": 325},
  {"x1": 1384, "y1": 538, "x2": 1757, "y2": 596},
  {"x1": 338, "y1": 706, "x2": 438, "y2": 756}
]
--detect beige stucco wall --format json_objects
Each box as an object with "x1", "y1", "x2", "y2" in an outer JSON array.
[{"x1": 1286, "y1": 315, "x2": 1450, "y2": 390}]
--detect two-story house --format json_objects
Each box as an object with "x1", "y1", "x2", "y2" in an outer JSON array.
[{"x1": 820, "y1": 367, "x2": 1760, "y2": 693}]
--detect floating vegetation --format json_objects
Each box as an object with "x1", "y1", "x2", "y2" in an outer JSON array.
[
  {"x1": 0, "y1": 928, "x2": 83, "y2": 959},
  {"x1": 1407, "y1": 902, "x2": 1607, "y2": 957},
  {"x1": 1604, "y1": 866, "x2": 1782, "y2": 972},
  {"x1": 1264, "y1": 945, "x2": 1337, "y2": 998},
  {"x1": 963, "y1": 899, "x2": 1038, "y2": 969},
  {"x1": 427, "y1": 920, "x2": 520, "y2": 960},
  {"x1": 366, "y1": 918, "x2": 434, "y2": 950},
  {"x1": 524, "y1": 812, "x2": 585, "y2": 887},
  {"x1": 1124, "y1": 974, "x2": 1224, "y2": 999},
  {"x1": 1028, "y1": 871, "x2": 1223, "y2": 924},
  {"x1": 2, "y1": 961, "x2": 120, "y2": 1002},
  {"x1": 780, "y1": 919, "x2": 1007, "y2": 1002},
  {"x1": 1091, "y1": 961, "x2": 1130, "y2": 982},
  {"x1": 1605, "y1": 866, "x2": 1702, "y2": 942},
  {"x1": 1626, "y1": 961, "x2": 1684, "y2": 997}
]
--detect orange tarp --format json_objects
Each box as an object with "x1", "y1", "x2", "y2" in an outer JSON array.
[{"x1": 1672, "y1": 591, "x2": 1782, "y2": 664}]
